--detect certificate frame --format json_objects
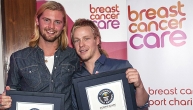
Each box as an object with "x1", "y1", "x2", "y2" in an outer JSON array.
[
  {"x1": 6, "y1": 90, "x2": 65, "y2": 110},
  {"x1": 72, "y1": 68, "x2": 137, "y2": 110}
]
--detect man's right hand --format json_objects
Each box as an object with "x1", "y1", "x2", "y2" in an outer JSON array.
[{"x1": 0, "y1": 86, "x2": 12, "y2": 110}]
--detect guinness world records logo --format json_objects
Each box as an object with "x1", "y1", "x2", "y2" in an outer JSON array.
[
  {"x1": 30, "y1": 108, "x2": 39, "y2": 110},
  {"x1": 98, "y1": 89, "x2": 114, "y2": 104}
]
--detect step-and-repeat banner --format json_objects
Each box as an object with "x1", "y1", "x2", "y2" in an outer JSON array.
[
  {"x1": 127, "y1": 0, "x2": 193, "y2": 110},
  {"x1": 37, "y1": 0, "x2": 193, "y2": 109}
]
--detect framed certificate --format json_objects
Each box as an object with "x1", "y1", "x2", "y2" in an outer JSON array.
[
  {"x1": 72, "y1": 68, "x2": 137, "y2": 110},
  {"x1": 6, "y1": 90, "x2": 65, "y2": 110}
]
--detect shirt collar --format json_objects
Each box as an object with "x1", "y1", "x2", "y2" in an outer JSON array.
[
  {"x1": 82, "y1": 54, "x2": 107, "y2": 67},
  {"x1": 35, "y1": 45, "x2": 63, "y2": 52},
  {"x1": 96, "y1": 54, "x2": 106, "y2": 64}
]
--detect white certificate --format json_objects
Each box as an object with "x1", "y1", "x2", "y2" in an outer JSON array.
[
  {"x1": 86, "y1": 80, "x2": 127, "y2": 110},
  {"x1": 16, "y1": 102, "x2": 54, "y2": 110}
]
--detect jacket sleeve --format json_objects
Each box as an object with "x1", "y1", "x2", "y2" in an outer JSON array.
[
  {"x1": 6, "y1": 53, "x2": 21, "y2": 90},
  {"x1": 71, "y1": 86, "x2": 78, "y2": 110}
]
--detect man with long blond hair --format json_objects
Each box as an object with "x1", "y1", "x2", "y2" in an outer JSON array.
[
  {"x1": 0, "y1": 1, "x2": 79, "y2": 110},
  {"x1": 71, "y1": 18, "x2": 149, "y2": 109}
]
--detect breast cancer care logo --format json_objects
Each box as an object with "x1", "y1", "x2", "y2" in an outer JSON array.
[
  {"x1": 128, "y1": 1, "x2": 187, "y2": 49},
  {"x1": 98, "y1": 89, "x2": 114, "y2": 104}
]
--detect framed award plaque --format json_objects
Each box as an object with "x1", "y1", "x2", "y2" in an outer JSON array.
[
  {"x1": 6, "y1": 90, "x2": 65, "y2": 110},
  {"x1": 72, "y1": 68, "x2": 137, "y2": 110}
]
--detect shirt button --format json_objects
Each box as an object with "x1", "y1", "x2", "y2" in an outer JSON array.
[
  {"x1": 51, "y1": 80, "x2": 53, "y2": 82},
  {"x1": 56, "y1": 56, "x2": 58, "y2": 58},
  {"x1": 54, "y1": 67, "x2": 56, "y2": 69},
  {"x1": 29, "y1": 71, "x2": 31, "y2": 73}
]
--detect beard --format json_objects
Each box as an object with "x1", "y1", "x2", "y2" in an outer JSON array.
[
  {"x1": 40, "y1": 28, "x2": 62, "y2": 42},
  {"x1": 81, "y1": 56, "x2": 90, "y2": 62},
  {"x1": 79, "y1": 52, "x2": 93, "y2": 62},
  {"x1": 41, "y1": 33, "x2": 60, "y2": 42}
]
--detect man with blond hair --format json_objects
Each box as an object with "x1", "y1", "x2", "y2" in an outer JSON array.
[
  {"x1": 0, "y1": 1, "x2": 79, "y2": 110},
  {"x1": 71, "y1": 18, "x2": 149, "y2": 109}
]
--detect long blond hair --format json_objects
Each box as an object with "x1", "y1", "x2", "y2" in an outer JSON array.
[
  {"x1": 29, "y1": 1, "x2": 68, "y2": 50},
  {"x1": 71, "y1": 18, "x2": 108, "y2": 57}
]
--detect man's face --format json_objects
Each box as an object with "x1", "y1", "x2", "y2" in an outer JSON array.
[
  {"x1": 36, "y1": 9, "x2": 64, "y2": 42},
  {"x1": 73, "y1": 26, "x2": 100, "y2": 62}
]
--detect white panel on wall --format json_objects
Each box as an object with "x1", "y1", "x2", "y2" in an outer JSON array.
[{"x1": 0, "y1": 1, "x2": 5, "y2": 93}]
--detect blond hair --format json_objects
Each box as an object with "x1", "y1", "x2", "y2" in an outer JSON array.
[
  {"x1": 71, "y1": 18, "x2": 108, "y2": 57},
  {"x1": 29, "y1": 1, "x2": 68, "y2": 50}
]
